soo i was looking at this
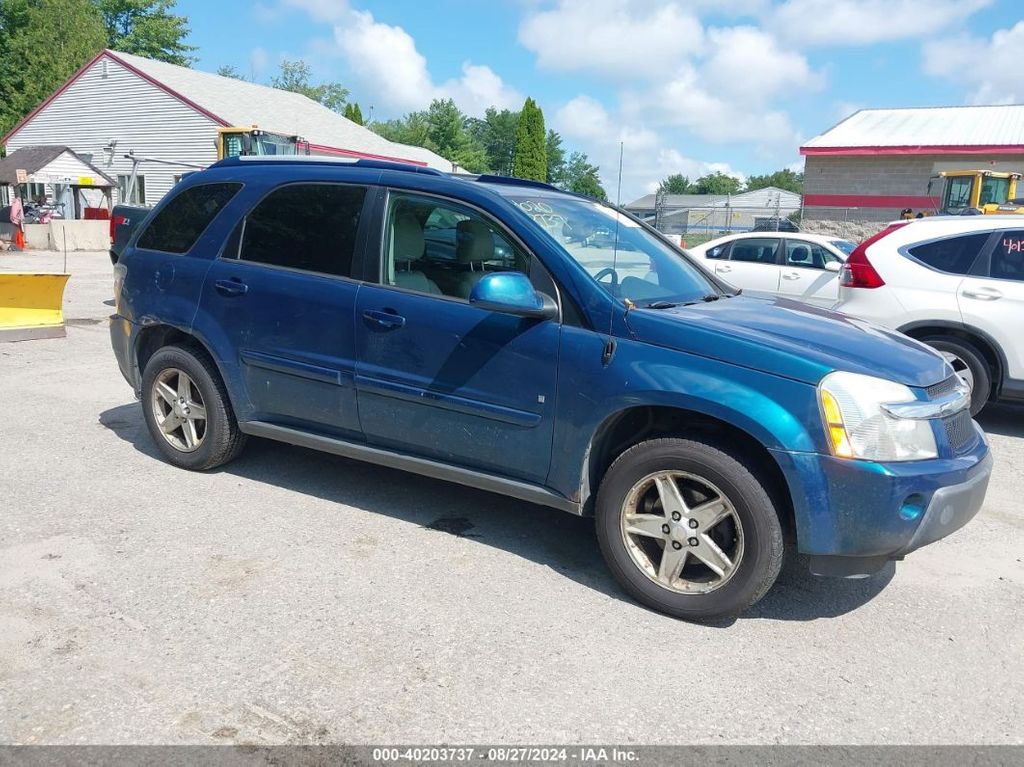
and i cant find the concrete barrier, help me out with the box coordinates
[1,221,109,251]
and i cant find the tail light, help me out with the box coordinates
[110,214,127,243]
[839,223,908,289]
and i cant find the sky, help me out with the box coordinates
[177,0,1024,201]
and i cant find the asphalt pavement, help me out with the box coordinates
[0,251,1021,745]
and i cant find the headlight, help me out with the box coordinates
[818,371,938,461]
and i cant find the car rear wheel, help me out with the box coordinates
[141,344,246,470]
[920,336,991,416]
[595,437,784,620]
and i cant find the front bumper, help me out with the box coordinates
[770,426,992,576]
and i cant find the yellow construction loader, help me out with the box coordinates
[215,127,309,160]
[923,170,1024,216]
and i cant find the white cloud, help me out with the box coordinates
[249,47,269,76]
[923,21,1024,104]
[554,95,743,202]
[518,0,703,78]
[771,0,992,46]
[325,8,521,115]
[281,0,350,23]
[702,26,821,100]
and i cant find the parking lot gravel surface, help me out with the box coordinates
[1,251,1022,745]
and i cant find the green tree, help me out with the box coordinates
[0,0,107,137]
[95,0,195,65]
[343,102,364,125]
[371,99,488,173]
[658,173,693,194]
[513,97,546,181]
[216,64,245,80]
[560,151,606,200]
[744,168,804,194]
[546,129,566,185]
[466,107,518,176]
[693,171,742,195]
[271,58,348,113]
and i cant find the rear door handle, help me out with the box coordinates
[782,271,801,280]
[961,287,1002,301]
[362,309,406,330]
[214,278,248,297]
[717,265,732,273]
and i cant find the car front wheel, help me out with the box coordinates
[596,437,784,620]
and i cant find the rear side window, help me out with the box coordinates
[137,183,241,253]
[991,231,1024,281]
[729,238,779,264]
[238,183,367,277]
[907,233,989,275]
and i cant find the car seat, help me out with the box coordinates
[391,212,442,294]
[453,219,495,298]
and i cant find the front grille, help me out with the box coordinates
[926,376,959,399]
[943,410,976,453]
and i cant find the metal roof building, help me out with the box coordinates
[626,187,801,235]
[1,49,456,209]
[801,105,1024,221]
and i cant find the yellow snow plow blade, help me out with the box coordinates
[0,273,70,342]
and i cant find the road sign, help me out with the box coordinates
[15,169,27,184]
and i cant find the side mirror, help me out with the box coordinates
[469,272,558,320]
[824,261,842,273]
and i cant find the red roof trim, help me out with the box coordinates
[804,193,940,208]
[308,142,430,167]
[801,144,1024,156]
[2,50,109,145]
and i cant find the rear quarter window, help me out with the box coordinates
[137,183,242,254]
[906,232,990,275]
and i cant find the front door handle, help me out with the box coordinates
[717,264,732,273]
[214,278,248,297]
[362,309,406,330]
[782,271,801,280]
[961,287,1003,301]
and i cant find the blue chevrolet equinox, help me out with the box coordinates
[110,156,993,620]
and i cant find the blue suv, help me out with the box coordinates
[110,157,992,620]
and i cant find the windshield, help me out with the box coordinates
[829,239,856,256]
[510,195,719,306]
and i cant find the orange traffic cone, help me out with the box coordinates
[14,228,25,250]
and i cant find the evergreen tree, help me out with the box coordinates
[513,97,547,181]
[561,151,607,200]
[546,130,566,185]
[343,102,364,125]
[466,107,518,176]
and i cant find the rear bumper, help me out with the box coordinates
[109,314,139,393]
[771,428,992,575]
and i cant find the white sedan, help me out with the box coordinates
[687,232,856,308]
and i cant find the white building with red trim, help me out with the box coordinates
[801,105,1024,221]
[1,49,456,209]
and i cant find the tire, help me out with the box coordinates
[920,336,991,416]
[141,344,246,471]
[595,437,784,621]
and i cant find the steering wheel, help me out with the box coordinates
[593,267,620,287]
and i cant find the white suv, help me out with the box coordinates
[835,216,1024,414]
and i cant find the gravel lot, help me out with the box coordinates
[1,250,1022,745]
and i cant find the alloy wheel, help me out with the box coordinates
[151,368,207,453]
[619,471,744,594]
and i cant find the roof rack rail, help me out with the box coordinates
[212,155,446,176]
[473,174,559,191]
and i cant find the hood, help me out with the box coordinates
[625,295,950,388]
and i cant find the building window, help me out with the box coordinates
[116,175,146,205]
